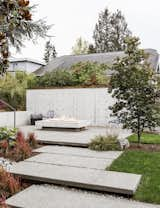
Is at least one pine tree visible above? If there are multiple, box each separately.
[44,41,57,64]
[93,8,132,53]
[109,37,160,144]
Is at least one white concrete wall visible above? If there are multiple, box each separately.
[27,88,116,126]
[0,111,30,128]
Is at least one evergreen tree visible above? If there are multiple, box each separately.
[44,40,57,64]
[93,8,132,53]
[109,37,160,144]
[72,37,89,55]
[0,0,50,75]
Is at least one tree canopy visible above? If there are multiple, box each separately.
[0,0,50,75]
[93,8,132,53]
[109,37,160,143]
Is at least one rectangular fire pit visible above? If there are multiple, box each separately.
[35,117,90,131]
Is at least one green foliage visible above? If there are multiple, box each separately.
[37,70,74,87]
[109,37,160,143]
[71,62,109,86]
[128,133,160,144]
[93,8,132,53]
[0,127,17,145]
[36,62,109,88]
[0,72,37,110]
[89,135,120,151]
[109,150,160,204]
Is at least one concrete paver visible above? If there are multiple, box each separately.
[6,185,160,208]
[26,153,113,170]
[10,161,141,195]
[34,145,122,159]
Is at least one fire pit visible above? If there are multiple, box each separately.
[35,116,90,131]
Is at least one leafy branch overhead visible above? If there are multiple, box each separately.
[0,0,50,75]
[109,37,160,143]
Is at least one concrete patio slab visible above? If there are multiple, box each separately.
[26,153,113,170]
[34,145,122,159]
[6,185,159,208]
[19,126,132,147]
[10,161,141,195]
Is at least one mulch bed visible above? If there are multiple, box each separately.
[129,143,160,152]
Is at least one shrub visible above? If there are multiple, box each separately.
[35,62,109,88]
[11,132,32,162]
[0,129,36,162]
[37,70,74,87]
[89,135,121,151]
[26,133,38,149]
[0,72,37,111]
[0,167,20,198]
[71,62,109,86]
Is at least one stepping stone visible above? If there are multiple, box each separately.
[25,153,112,170]
[34,145,122,159]
[6,185,159,208]
[10,161,141,195]
[36,130,91,147]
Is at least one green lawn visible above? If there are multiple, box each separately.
[108,150,160,204]
[128,133,160,144]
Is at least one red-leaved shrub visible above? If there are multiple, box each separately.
[0,167,20,198]
[26,133,37,149]
[13,131,32,162]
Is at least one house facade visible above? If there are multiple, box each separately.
[8,58,45,74]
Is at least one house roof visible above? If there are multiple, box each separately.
[34,49,159,76]
[9,58,45,66]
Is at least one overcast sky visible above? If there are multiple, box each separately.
[12,0,160,61]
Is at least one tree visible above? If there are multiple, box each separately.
[0,0,50,75]
[87,44,96,54]
[108,37,160,144]
[44,40,57,64]
[72,37,89,55]
[93,8,132,53]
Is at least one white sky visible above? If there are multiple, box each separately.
[12,0,160,62]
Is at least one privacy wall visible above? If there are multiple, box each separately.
[27,88,115,126]
[0,111,30,127]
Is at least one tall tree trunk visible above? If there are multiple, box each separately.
[137,116,141,144]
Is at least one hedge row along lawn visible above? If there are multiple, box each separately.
[108,150,160,204]
[127,133,160,144]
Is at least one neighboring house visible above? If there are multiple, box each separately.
[34,49,159,76]
[8,58,45,74]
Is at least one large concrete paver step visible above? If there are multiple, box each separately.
[34,145,122,159]
[26,153,112,170]
[6,185,159,208]
[10,161,141,195]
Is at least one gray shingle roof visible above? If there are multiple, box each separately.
[34,49,159,76]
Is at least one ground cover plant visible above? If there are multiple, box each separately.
[89,135,121,151]
[109,150,160,204]
[0,128,38,162]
